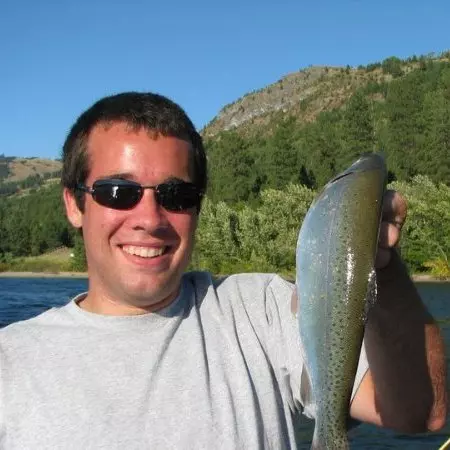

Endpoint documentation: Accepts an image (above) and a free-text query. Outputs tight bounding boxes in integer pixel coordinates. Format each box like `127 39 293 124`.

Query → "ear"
63 188 83 229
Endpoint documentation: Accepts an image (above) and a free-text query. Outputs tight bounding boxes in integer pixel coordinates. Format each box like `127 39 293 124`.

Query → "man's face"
64 122 198 313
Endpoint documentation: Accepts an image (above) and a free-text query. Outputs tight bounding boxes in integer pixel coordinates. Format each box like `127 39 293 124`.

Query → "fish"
295 153 387 449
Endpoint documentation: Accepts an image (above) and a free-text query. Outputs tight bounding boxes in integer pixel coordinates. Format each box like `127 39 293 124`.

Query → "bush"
382 57 403 78
0 262 10 272
193 176 449 278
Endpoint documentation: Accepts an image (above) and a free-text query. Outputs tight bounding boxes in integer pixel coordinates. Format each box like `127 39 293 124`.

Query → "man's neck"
77 290 179 316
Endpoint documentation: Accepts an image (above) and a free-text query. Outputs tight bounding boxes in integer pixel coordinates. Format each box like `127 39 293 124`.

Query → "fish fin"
300 364 316 419
310 432 321 450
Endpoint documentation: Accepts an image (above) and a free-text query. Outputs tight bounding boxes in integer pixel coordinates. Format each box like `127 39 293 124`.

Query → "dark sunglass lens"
93 182 142 210
157 182 200 211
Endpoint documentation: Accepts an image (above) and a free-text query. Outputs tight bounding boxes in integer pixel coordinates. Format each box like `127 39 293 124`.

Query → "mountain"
201 51 450 204
201 52 450 138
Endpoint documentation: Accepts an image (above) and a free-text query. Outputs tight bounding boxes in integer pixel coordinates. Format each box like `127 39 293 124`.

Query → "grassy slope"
1 158 61 184
1 247 74 273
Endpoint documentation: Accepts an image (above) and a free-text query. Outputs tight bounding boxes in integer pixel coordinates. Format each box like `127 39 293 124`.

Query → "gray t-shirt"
0 272 368 449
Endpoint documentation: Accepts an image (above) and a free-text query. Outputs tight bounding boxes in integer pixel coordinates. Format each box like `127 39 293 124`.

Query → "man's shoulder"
183 271 294 310
223 272 294 289
184 270 293 291
0 299 75 343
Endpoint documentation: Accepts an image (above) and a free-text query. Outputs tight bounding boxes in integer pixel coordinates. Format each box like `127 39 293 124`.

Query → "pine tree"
341 91 375 165
71 234 87 272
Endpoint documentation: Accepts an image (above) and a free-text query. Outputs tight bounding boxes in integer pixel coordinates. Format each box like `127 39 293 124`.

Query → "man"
0 92 446 449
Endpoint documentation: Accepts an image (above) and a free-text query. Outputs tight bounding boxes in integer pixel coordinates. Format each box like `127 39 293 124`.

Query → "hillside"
0 156 61 196
202 52 450 138
202 52 450 204
3 157 61 183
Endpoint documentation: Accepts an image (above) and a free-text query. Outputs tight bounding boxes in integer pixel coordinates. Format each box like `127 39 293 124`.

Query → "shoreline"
411 274 450 282
0 271 88 279
0 271 448 282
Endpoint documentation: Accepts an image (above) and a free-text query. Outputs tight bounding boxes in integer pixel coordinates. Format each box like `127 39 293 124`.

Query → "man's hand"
351 189 447 432
375 190 408 269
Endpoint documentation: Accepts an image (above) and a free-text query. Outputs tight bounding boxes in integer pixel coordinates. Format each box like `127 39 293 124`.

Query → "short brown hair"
62 92 207 211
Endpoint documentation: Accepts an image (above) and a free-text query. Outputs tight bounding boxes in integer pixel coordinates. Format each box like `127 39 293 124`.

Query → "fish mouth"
329 171 355 184
329 153 386 185
346 153 386 173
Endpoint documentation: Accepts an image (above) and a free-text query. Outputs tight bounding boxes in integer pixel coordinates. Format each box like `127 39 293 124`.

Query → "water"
0 277 88 328
0 277 449 448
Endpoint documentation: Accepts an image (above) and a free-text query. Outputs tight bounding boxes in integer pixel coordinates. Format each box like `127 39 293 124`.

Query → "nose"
129 188 169 232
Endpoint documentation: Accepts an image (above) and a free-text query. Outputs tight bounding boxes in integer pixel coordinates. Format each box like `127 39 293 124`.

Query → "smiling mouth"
121 245 168 258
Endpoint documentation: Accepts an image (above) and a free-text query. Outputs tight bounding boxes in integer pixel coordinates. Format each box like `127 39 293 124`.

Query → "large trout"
296 154 387 449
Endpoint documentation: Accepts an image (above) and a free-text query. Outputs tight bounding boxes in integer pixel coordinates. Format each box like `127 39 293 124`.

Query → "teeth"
122 245 166 258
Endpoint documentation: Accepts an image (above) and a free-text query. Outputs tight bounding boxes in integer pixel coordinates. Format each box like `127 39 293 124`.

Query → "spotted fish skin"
296 154 387 450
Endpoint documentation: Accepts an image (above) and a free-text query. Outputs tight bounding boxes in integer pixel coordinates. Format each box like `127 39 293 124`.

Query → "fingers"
376 224 399 269
378 222 401 249
376 190 407 269
382 190 407 228
375 247 392 269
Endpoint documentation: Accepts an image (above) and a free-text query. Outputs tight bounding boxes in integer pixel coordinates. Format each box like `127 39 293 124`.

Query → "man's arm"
350 192 448 432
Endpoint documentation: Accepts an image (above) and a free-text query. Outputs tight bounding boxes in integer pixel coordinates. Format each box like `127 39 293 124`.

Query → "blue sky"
1 0 449 159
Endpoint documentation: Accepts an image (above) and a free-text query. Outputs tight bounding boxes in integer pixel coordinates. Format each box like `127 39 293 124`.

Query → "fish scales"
296 155 386 450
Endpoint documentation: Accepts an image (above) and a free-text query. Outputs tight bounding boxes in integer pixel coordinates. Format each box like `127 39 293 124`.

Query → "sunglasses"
76 178 203 212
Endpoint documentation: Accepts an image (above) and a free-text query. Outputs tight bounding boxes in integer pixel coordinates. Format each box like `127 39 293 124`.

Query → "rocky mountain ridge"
201 52 449 137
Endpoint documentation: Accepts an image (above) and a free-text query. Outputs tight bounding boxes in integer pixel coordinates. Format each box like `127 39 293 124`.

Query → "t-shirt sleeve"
263 274 369 420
